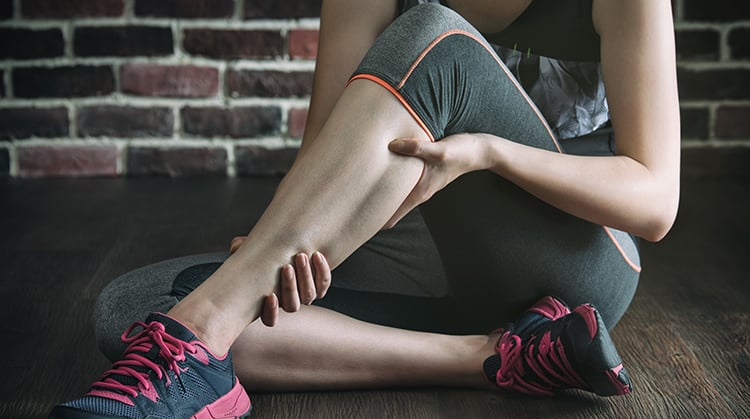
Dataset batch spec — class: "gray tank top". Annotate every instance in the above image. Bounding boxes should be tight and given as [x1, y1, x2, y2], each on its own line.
[400, 0, 610, 140]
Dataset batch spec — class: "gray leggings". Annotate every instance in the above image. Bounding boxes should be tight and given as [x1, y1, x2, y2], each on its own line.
[95, 4, 639, 362]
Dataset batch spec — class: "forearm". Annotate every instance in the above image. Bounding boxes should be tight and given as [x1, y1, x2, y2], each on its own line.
[475, 133, 678, 242]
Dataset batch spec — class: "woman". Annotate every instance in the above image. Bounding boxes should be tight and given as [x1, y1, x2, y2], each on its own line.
[51, 0, 679, 417]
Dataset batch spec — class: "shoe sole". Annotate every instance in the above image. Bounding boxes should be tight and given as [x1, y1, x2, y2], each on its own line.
[192, 379, 252, 419]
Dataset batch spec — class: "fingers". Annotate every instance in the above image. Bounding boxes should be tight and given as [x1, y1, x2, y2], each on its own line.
[389, 138, 442, 161]
[388, 138, 423, 156]
[269, 251, 333, 328]
[280, 264, 301, 313]
[260, 293, 279, 327]
[294, 253, 317, 305]
[259, 251, 332, 327]
[311, 252, 331, 298]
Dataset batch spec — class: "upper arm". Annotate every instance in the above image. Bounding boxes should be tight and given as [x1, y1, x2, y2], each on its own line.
[593, 0, 681, 186]
[592, 0, 681, 234]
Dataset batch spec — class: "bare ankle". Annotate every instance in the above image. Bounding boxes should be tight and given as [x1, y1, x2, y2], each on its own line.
[167, 300, 235, 357]
[455, 335, 498, 390]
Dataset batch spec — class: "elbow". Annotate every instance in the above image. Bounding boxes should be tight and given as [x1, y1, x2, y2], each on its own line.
[640, 190, 679, 243]
[642, 215, 674, 243]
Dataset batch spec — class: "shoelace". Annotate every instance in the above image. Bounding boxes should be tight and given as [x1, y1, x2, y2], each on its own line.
[91, 321, 198, 398]
[494, 326, 587, 396]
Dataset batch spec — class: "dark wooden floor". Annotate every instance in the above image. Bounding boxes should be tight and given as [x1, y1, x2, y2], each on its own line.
[1, 173, 748, 419]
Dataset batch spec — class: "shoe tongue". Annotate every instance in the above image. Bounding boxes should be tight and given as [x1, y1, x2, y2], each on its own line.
[94, 320, 168, 396]
[513, 312, 551, 338]
[145, 312, 198, 343]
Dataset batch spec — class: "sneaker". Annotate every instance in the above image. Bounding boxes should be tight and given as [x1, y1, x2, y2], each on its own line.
[487, 295, 570, 341]
[49, 313, 252, 419]
[484, 298, 632, 397]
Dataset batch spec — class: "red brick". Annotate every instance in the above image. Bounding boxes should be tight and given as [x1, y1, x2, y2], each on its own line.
[182, 107, 281, 138]
[245, 0, 321, 19]
[0, 107, 69, 139]
[678, 68, 750, 101]
[77, 106, 173, 138]
[183, 29, 282, 60]
[21, 0, 124, 18]
[287, 108, 308, 138]
[235, 146, 298, 176]
[728, 28, 750, 60]
[17, 145, 119, 178]
[0, 28, 64, 59]
[288, 30, 319, 60]
[74, 26, 173, 57]
[121, 64, 218, 98]
[13, 66, 114, 98]
[127, 146, 227, 177]
[226, 70, 313, 98]
[715, 105, 750, 140]
[675, 29, 719, 61]
[1, 0, 12, 20]
[135, 0, 234, 18]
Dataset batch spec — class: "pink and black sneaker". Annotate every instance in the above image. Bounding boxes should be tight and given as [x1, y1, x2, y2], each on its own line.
[49, 313, 252, 419]
[484, 296, 632, 397]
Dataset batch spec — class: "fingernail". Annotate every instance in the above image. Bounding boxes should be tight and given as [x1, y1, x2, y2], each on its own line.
[389, 139, 406, 151]
[312, 251, 325, 264]
[296, 253, 307, 268]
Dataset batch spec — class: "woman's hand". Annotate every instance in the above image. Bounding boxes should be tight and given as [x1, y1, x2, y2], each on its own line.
[230, 237, 332, 326]
[384, 133, 488, 229]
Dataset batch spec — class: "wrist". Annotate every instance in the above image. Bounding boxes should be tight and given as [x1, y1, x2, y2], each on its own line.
[472, 133, 504, 172]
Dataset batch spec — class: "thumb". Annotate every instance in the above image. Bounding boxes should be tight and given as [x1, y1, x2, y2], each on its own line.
[389, 138, 425, 155]
[389, 138, 440, 159]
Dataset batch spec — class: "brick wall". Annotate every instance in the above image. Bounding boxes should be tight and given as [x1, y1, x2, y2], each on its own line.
[0, 0, 748, 178]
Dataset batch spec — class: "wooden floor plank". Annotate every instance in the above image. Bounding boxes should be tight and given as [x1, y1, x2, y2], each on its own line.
[610, 296, 736, 419]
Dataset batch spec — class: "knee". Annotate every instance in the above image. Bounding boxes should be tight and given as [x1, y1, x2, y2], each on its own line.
[93, 273, 177, 362]
[398, 3, 478, 43]
[367, 3, 478, 57]
[93, 278, 132, 362]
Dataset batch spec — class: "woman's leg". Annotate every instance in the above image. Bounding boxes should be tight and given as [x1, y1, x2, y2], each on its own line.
[232, 306, 494, 392]
[168, 76, 431, 355]
[94, 253, 493, 392]
[343, 3, 640, 328]
[93, 4, 636, 395]
[322, 4, 635, 395]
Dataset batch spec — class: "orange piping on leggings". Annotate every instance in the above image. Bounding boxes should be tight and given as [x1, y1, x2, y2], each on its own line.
[603, 226, 642, 273]
[355, 31, 637, 271]
[402, 29, 643, 269]
[349, 73, 436, 142]
[398, 29, 562, 153]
